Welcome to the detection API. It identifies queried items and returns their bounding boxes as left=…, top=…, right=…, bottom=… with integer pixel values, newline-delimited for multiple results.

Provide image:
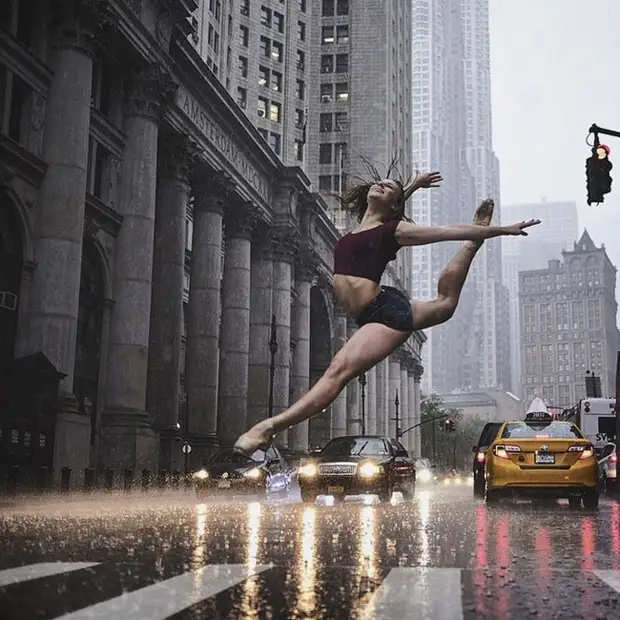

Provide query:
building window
left=335, top=82, right=349, bottom=102
left=272, top=71, right=282, bottom=92
left=294, top=139, right=304, bottom=162
left=320, top=113, right=333, bottom=132
left=334, top=112, right=347, bottom=131
left=258, top=97, right=268, bottom=118
left=273, top=12, right=284, bottom=33
left=322, top=0, right=334, bottom=16
left=297, top=50, right=305, bottom=71
left=336, top=25, right=349, bottom=43
left=259, top=66, right=269, bottom=87
left=269, top=132, right=281, bottom=155
left=298, top=0, right=307, bottom=12
left=297, top=21, right=306, bottom=41
left=272, top=41, right=283, bottom=62
left=319, top=143, right=332, bottom=164
left=321, top=55, right=334, bottom=73
left=260, top=36, right=270, bottom=57
left=261, top=6, right=272, bottom=27
left=320, top=83, right=333, bottom=103
left=269, top=101, right=281, bottom=123
left=238, top=56, right=248, bottom=77
left=295, top=108, right=304, bottom=129
left=336, top=0, right=349, bottom=15
left=296, top=79, right=305, bottom=100
left=240, top=0, right=249, bottom=15
left=334, top=142, right=347, bottom=164
left=319, top=175, right=332, bottom=191
left=336, top=54, right=348, bottom=73
left=237, top=87, right=247, bottom=109
left=322, top=26, right=334, bottom=44
left=239, top=25, right=249, bottom=47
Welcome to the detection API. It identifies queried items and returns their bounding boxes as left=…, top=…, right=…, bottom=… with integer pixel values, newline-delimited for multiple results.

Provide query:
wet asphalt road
left=1, top=485, right=620, bottom=620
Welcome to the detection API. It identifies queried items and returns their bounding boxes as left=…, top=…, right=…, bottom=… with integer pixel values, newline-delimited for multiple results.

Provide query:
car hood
left=313, top=455, right=391, bottom=465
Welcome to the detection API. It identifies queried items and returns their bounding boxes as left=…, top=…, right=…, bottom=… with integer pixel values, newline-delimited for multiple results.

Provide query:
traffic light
left=586, top=144, right=613, bottom=205
left=443, top=418, right=455, bottom=432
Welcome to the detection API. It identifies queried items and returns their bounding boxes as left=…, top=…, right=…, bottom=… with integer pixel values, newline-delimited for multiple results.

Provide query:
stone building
left=519, top=230, right=619, bottom=408
left=0, top=0, right=425, bottom=486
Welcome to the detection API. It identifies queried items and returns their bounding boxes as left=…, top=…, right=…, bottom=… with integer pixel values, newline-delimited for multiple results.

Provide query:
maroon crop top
left=333, top=220, right=402, bottom=284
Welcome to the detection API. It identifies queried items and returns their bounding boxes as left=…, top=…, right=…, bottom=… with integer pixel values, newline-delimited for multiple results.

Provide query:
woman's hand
left=502, top=219, right=541, bottom=236
left=413, top=171, right=443, bottom=189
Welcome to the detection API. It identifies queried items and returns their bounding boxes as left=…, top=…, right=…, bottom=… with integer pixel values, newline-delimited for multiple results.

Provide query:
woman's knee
left=324, top=354, right=355, bottom=387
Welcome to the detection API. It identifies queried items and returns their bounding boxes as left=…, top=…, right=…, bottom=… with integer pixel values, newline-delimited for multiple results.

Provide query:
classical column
left=26, top=0, right=106, bottom=403
left=407, top=365, right=416, bottom=456
left=146, top=132, right=199, bottom=470
left=185, top=171, right=229, bottom=465
left=346, top=319, right=361, bottom=435
left=330, top=309, right=348, bottom=438
left=375, top=360, right=387, bottom=435
left=288, top=251, right=317, bottom=454
left=413, top=361, right=424, bottom=457
left=100, top=62, right=177, bottom=470
left=366, top=366, right=377, bottom=435
left=271, top=227, right=298, bottom=448
left=217, top=201, right=255, bottom=445
left=400, top=363, right=409, bottom=446
left=388, top=356, right=401, bottom=438
left=246, top=224, right=274, bottom=430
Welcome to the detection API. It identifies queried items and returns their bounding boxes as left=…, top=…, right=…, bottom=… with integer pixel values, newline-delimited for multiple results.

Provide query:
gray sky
left=490, top=0, right=620, bottom=270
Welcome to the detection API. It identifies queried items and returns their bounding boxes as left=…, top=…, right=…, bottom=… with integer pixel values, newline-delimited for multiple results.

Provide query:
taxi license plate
left=536, top=453, right=555, bottom=464
left=328, top=485, right=344, bottom=494
left=218, top=480, right=231, bottom=488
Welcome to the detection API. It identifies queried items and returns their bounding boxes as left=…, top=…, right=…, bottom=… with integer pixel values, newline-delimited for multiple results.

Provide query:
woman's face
left=367, top=179, right=403, bottom=215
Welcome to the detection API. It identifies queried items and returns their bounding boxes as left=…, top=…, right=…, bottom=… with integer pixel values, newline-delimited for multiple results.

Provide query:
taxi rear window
left=502, top=422, right=582, bottom=439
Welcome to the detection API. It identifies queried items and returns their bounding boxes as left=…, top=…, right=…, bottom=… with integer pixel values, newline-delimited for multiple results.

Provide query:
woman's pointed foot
left=233, top=424, right=275, bottom=457
left=467, top=199, right=495, bottom=249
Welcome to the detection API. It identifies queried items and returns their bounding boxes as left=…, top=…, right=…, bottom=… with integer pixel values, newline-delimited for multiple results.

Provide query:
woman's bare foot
left=233, top=421, right=275, bottom=457
left=466, top=198, right=494, bottom=249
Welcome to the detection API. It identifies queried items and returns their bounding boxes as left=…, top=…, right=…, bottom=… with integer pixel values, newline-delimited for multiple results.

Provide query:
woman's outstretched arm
left=394, top=219, right=541, bottom=246
left=403, top=171, right=443, bottom=200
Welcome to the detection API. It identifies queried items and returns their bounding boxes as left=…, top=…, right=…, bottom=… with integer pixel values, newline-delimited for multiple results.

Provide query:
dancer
left=233, top=170, right=540, bottom=455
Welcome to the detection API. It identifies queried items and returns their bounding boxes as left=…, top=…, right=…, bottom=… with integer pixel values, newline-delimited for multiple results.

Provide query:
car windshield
left=209, top=449, right=266, bottom=465
left=501, top=422, right=582, bottom=439
left=321, top=438, right=389, bottom=457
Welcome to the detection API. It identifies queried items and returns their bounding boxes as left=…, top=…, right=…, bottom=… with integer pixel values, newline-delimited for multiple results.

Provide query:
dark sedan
left=298, top=436, right=416, bottom=503
left=193, top=445, right=293, bottom=501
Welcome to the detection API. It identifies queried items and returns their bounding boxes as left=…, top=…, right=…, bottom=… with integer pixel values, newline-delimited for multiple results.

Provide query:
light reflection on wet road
left=1, top=487, right=620, bottom=619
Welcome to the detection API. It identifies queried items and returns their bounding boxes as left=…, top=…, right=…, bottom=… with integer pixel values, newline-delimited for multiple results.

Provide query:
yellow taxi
left=485, top=410, right=599, bottom=508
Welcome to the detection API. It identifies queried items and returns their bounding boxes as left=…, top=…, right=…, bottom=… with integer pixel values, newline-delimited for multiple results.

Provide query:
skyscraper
left=503, top=200, right=579, bottom=395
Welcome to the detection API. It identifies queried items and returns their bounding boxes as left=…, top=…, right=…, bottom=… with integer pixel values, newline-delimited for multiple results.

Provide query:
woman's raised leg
left=410, top=199, right=494, bottom=330
left=234, top=322, right=411, bottom=454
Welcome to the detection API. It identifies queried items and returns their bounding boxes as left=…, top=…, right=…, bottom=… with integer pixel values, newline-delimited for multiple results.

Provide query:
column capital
left=271, top=224, right=300, bottom=264
left=158, top=132, right=202, bottom=182
left=296, top=245, right=320, bottom=282
left=125, top=62, right=178, bottom=121
left=224, top=200, right=259, bottom=240
left=413, top=360, right=424, bottom=382
left=191, top=169, right=235, bottom=215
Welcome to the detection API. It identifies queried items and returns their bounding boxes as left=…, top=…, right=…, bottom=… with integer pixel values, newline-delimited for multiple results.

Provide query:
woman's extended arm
left=403, top=171, right=443, bottom=200
left=394, top=219, right=541, bottom=247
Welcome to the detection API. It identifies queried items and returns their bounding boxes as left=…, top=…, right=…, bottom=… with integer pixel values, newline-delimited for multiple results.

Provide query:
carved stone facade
left=0, top=0, right=425, bottom=486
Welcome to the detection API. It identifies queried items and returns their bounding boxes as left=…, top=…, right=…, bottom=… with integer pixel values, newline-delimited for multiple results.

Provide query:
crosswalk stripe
left=592, top=570, right=620, bottom=594
left=0, top=563, right=99, bottom=588
left=359, top=567, right=463, bottom=620
left=53, top=564, right=272, bottom=620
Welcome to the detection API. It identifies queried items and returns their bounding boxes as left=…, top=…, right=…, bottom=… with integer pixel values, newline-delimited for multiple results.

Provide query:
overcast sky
left=490, top=0, right=620, bottom=269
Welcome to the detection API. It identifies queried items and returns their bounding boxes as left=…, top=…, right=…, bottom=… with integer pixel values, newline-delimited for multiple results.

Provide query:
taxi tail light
left=476, top=451, right=486, bottom=463
left=568, top=444, right=595, bottom=459
left=494, top=445, right=521, bottom=459
left=611, top=454, right=618, bottom=463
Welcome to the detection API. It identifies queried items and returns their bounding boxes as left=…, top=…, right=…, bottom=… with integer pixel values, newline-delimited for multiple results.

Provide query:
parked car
left=598, top=442, right=617, bottom=495
left=297, top=435, right=416, bottom=503
left=193, top=445, right=293, bottom=501
left=472, top=422, right=503, bottom=497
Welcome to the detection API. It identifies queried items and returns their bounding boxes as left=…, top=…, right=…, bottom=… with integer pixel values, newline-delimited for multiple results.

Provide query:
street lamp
left=268, top=314, right=278, bottom=418
left=391, top=390, right=401, bottom=439
left=358, top=373, right=367, bottom=435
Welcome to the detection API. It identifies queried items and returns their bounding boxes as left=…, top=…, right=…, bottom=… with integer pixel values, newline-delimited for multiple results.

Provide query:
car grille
left=318, top=463, right=357, bottom=476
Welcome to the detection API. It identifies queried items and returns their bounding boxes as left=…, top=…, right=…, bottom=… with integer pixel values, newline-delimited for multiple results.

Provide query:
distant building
left=439, top=389, right=523, bottom=423
left=503, top=200, right=579, bottom=395
left=519, top=230, right=619, bottom=407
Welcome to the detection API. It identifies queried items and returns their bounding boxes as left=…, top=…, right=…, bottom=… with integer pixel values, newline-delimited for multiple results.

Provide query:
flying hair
left=334, top=154, right=418, bottom=223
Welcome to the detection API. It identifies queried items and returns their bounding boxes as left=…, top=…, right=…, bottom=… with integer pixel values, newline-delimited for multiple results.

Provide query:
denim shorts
left=355, top=286, right=415, bottom=333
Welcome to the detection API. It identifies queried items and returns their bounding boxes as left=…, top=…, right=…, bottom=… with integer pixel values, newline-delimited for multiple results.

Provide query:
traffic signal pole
left=589, top=124, right=620, bottom=141
left=615, top=352, right=620, bottom=448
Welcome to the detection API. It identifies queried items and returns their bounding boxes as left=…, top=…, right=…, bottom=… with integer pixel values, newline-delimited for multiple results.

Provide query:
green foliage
left=420, top=394, right=487, bottom=471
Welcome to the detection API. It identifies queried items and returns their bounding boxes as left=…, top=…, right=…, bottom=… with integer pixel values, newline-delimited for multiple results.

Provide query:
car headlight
left=419, top=469, right=432, bottom=482
left=358, top=462, right=382, bottom=478
left=193, top=469, right=209, bottom=480
left=243, top=468, right=262, bottom=479
left=298, top=463, right=318, bottom=478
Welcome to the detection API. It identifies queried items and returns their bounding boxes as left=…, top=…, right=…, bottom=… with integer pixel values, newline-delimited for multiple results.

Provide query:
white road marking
left=359, top=567, right=463, bottom=620
left=0, top=562, right=99, bottom=588
left=54, top=564, right=271, bottom=620
left=592, top=569, right=620, bottom=594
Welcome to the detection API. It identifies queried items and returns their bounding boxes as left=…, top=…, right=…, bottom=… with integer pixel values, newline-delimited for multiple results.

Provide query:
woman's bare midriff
left=333, top=274, right=382, bottom=318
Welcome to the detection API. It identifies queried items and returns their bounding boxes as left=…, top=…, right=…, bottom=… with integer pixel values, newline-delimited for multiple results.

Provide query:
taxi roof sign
left=526, top=397, right=548, bottom=415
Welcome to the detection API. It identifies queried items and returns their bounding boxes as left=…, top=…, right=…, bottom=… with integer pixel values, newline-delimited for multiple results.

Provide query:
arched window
left=74, top=241, right=104, bottom=444
left=0, top=200, right=23, bottom=362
